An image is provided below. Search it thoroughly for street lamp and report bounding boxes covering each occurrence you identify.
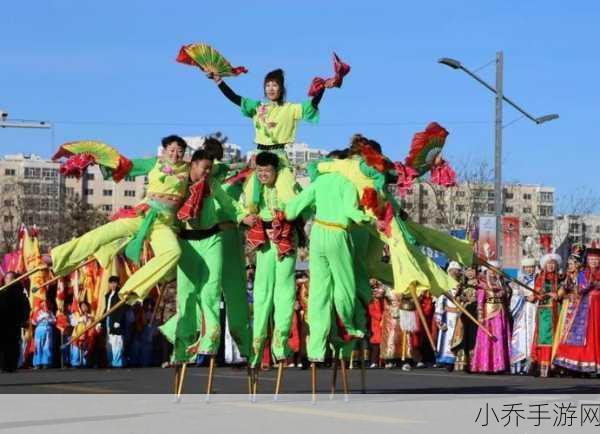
[0,111,52,129]
[438,53,559,262]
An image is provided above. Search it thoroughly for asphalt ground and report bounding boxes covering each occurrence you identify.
[1,365,599,394]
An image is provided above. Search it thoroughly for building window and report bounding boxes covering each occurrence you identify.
[420,203,428,210]
[487,204,495,213]
[421,189,428,196]
[123,205,133,210]
[487,191,495,200]
[504,206,514,213]
[540,191,553,202]
[456,191,466,198]
[538,205,553,217]
[523,220,531,228]
[3,215,13,223]
[124,190,136,197]
[421,217,428,224]
[569,223,580,233]
[85,173,95,181]
[4,169,16,176]
[523,193,532,200]
[66,187,74,196]
[404,203,413,210]
[504,192,514,199]
[455,218,465,225]
[456,204,465,212]
[596,226,600,234]
[103,189,113,197]
[124,176,136,182]
[101,204,113,212]
[538,219,554,232]
[84,189,94,196]
[523,207,531,214]
[24,167,41,179]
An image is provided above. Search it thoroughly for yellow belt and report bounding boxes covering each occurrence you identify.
[314,219,347,231]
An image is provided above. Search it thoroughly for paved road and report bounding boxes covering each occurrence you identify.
[1,366,598,394]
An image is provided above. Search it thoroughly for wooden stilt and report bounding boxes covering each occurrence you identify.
[149,282,167,325]
[311,362,317,404]
[274,361,284,400]
[62,298,129,348]
[252,367,259,402]
[329,352,339,400]
[408,284,437,355]
[443,291,497,340]
[340,358,349,402]
[206,355,216,402]
[360,341,367,394]
[177,363,187,398]
[0,266,47,294]
[349,350,355,370]
[173,365,181,395]
[246,366,253,400]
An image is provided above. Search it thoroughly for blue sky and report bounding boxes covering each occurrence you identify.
[1,1,598,200]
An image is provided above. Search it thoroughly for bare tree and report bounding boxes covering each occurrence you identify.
[402,158,494,235]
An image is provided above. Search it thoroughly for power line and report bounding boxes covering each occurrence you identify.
[8,119,495,128]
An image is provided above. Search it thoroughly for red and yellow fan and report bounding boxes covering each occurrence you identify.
[176,43,248,77]
[52,141,132,182]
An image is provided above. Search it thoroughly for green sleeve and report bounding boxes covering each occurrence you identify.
[285,181,316,221]
[301,100,320,124]
[213,181,241,223]
[240,97,261,118]
[99,156,157,180]
[129,157,158,177]
[342,180,371,224]
[212,162,230,183]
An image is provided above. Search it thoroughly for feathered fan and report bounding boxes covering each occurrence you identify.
[52,141,132,182]
[176,43,248,77]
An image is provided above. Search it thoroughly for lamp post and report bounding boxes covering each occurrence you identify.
[438,53,558,261]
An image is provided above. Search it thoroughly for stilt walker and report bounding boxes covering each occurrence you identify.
[285,171,370,398]
[158,148,243,399]
[49,137,190,312]
[238,152,299,396]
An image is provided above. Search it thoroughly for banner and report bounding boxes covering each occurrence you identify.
[502,216,520,276]
[477,215,497,261]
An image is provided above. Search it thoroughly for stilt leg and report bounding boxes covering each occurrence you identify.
[311,362,317,404]
[360,341,367,394]
[274,361,284,400]
[173,365,181,397]
[246,366,253,400]
[329,351,339,400]
[252,367,259,402]
[177,363,187,399]
[340,358,349,402]
[206,355,216,402]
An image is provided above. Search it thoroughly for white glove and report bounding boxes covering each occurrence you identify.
[114,322,120,329]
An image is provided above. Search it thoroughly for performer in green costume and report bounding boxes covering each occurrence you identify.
[285,171,370,362]
[159,149,242,361]
[239,152,298,367]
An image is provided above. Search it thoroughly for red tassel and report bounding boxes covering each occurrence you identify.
[360,188,380,214]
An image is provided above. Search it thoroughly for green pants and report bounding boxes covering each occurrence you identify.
[51,216,180,303]
[337,226,392,360]
[306,224,361,362]
[159,234,222,362]
[251,240,297,367]
[220,226,251,358]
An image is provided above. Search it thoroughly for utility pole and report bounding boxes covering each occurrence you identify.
[494,51,503,260]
